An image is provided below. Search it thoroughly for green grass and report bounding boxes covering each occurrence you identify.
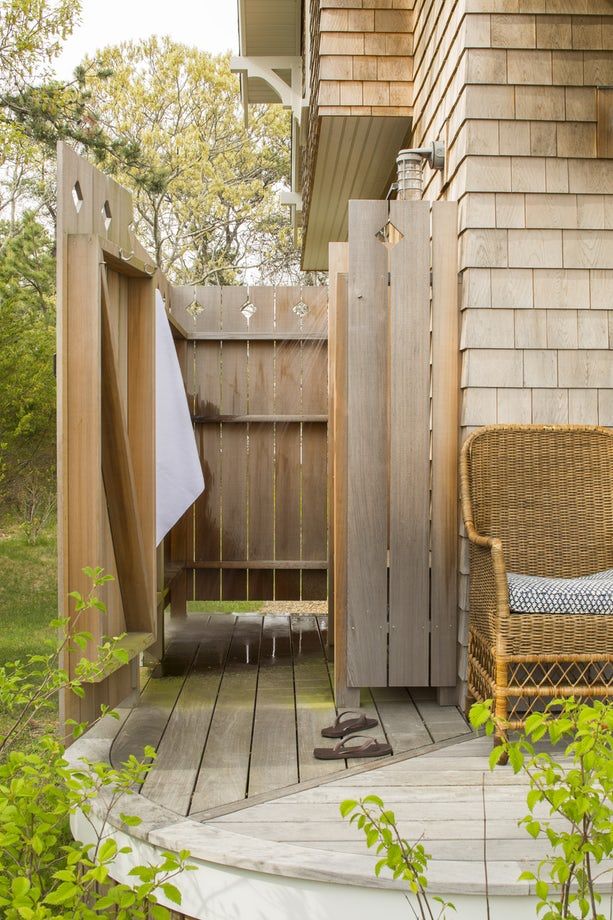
[189,600,263,613]
[0,523,57,665]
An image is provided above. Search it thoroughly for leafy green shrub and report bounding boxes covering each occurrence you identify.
[340,795,454,920]
[470,697,613,920]
[0,567,193,918]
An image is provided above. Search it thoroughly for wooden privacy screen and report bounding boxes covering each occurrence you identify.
[57,143,159,730]
[168,286,329,604]
[329,199,459,702]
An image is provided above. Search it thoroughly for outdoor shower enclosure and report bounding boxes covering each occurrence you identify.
[57,143,461,730]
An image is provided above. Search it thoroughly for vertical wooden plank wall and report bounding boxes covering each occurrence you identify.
[336,198,459,693]
[346,200,389,687]
[170,284,329,602]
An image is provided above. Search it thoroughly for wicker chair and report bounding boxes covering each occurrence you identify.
[460,424,613,740]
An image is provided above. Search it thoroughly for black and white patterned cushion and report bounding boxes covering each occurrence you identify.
[507,569,613,615]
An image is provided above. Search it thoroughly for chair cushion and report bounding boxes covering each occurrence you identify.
[508,569,613,615]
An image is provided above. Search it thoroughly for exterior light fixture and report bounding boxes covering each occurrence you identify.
[391,140,446,200]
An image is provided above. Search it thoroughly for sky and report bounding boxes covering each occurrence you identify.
[55,0,239,79]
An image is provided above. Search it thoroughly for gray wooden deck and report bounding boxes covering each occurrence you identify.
[204,735,585,887]
[111,613,470,818]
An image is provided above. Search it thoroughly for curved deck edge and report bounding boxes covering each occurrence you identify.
[66,712,611,920]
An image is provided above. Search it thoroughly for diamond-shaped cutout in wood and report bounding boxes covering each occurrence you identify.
[186,297,204,319]
[292,298,309,318]
[101,200,112,232]
[72,181,84,214]
[375,219,404,249]
[241,298,257,321]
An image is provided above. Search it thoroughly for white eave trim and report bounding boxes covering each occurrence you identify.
[230,55,302,122]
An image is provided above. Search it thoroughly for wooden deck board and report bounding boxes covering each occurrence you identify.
[291,615,341,782]
[205,735,571,876]
[140,616,236,815]
[113,613,476,819]
[370,686,433,751]
[189,615,263,813]
[110,637,197,768]
[247,615,299,797]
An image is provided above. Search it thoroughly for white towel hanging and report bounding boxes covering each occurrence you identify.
[155,290,204,545]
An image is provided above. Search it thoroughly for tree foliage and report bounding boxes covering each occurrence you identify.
[0,4,302,526]
[0,213,56,530]
[0,568,194,918]
[470,698,613,920]
[82,37,299,283]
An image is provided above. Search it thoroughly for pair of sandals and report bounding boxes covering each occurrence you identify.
[313,710,393,760]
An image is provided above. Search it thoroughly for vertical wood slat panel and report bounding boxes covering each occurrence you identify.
[388,200,431,687]
[170,337,194,611]
[301,423,327,600]
[195,424,221,601]
[274,424,301,600]
[247,424,274,599]
[221,424,248,599]
[248,293,275,598]
[431,201,460,689]
[221,286,248,335]
[219,285,248,597]
[274,287,302,600]
[329,244,359,704]
[61,235,105,727]
[127,275,157,627]
[192,336,218,600]
[346,201,389,687]
[100,269,126,638]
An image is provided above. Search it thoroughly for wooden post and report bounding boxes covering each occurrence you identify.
[59,235,105,731]
[431,201,460,697]
[329,245,359,708]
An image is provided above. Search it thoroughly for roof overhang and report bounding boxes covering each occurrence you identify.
[302,115,412,272]
[236,0,301,105]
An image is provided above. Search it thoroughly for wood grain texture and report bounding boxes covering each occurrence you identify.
[346,200,389,688]
[221,424,248,599]
[172,285,329,603]
[329,255,359,707]
[388,200,431,687]
[60,235,105,728]
[100,267,155,633]
[142,616,235,815]
[248,423,275,599]
[274,424,301,599]
[248,615,298,796]
[431,202,460,689]
[290,616,340,782]
[190,615,262,812]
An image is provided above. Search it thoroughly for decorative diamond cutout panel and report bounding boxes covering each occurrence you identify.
[72,181,84,214]
[375,219,403,249]
[186,297,204,319]
[240,298,257,321]
[292,298,309,318]
[101,200,112,232]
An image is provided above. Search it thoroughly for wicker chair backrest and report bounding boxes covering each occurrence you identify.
[464,426,613,578]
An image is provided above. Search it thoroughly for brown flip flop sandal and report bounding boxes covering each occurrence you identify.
[321,710,379,738]
[314,734,392,761]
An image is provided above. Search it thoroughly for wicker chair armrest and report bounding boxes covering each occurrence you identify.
[465,525,510,645]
